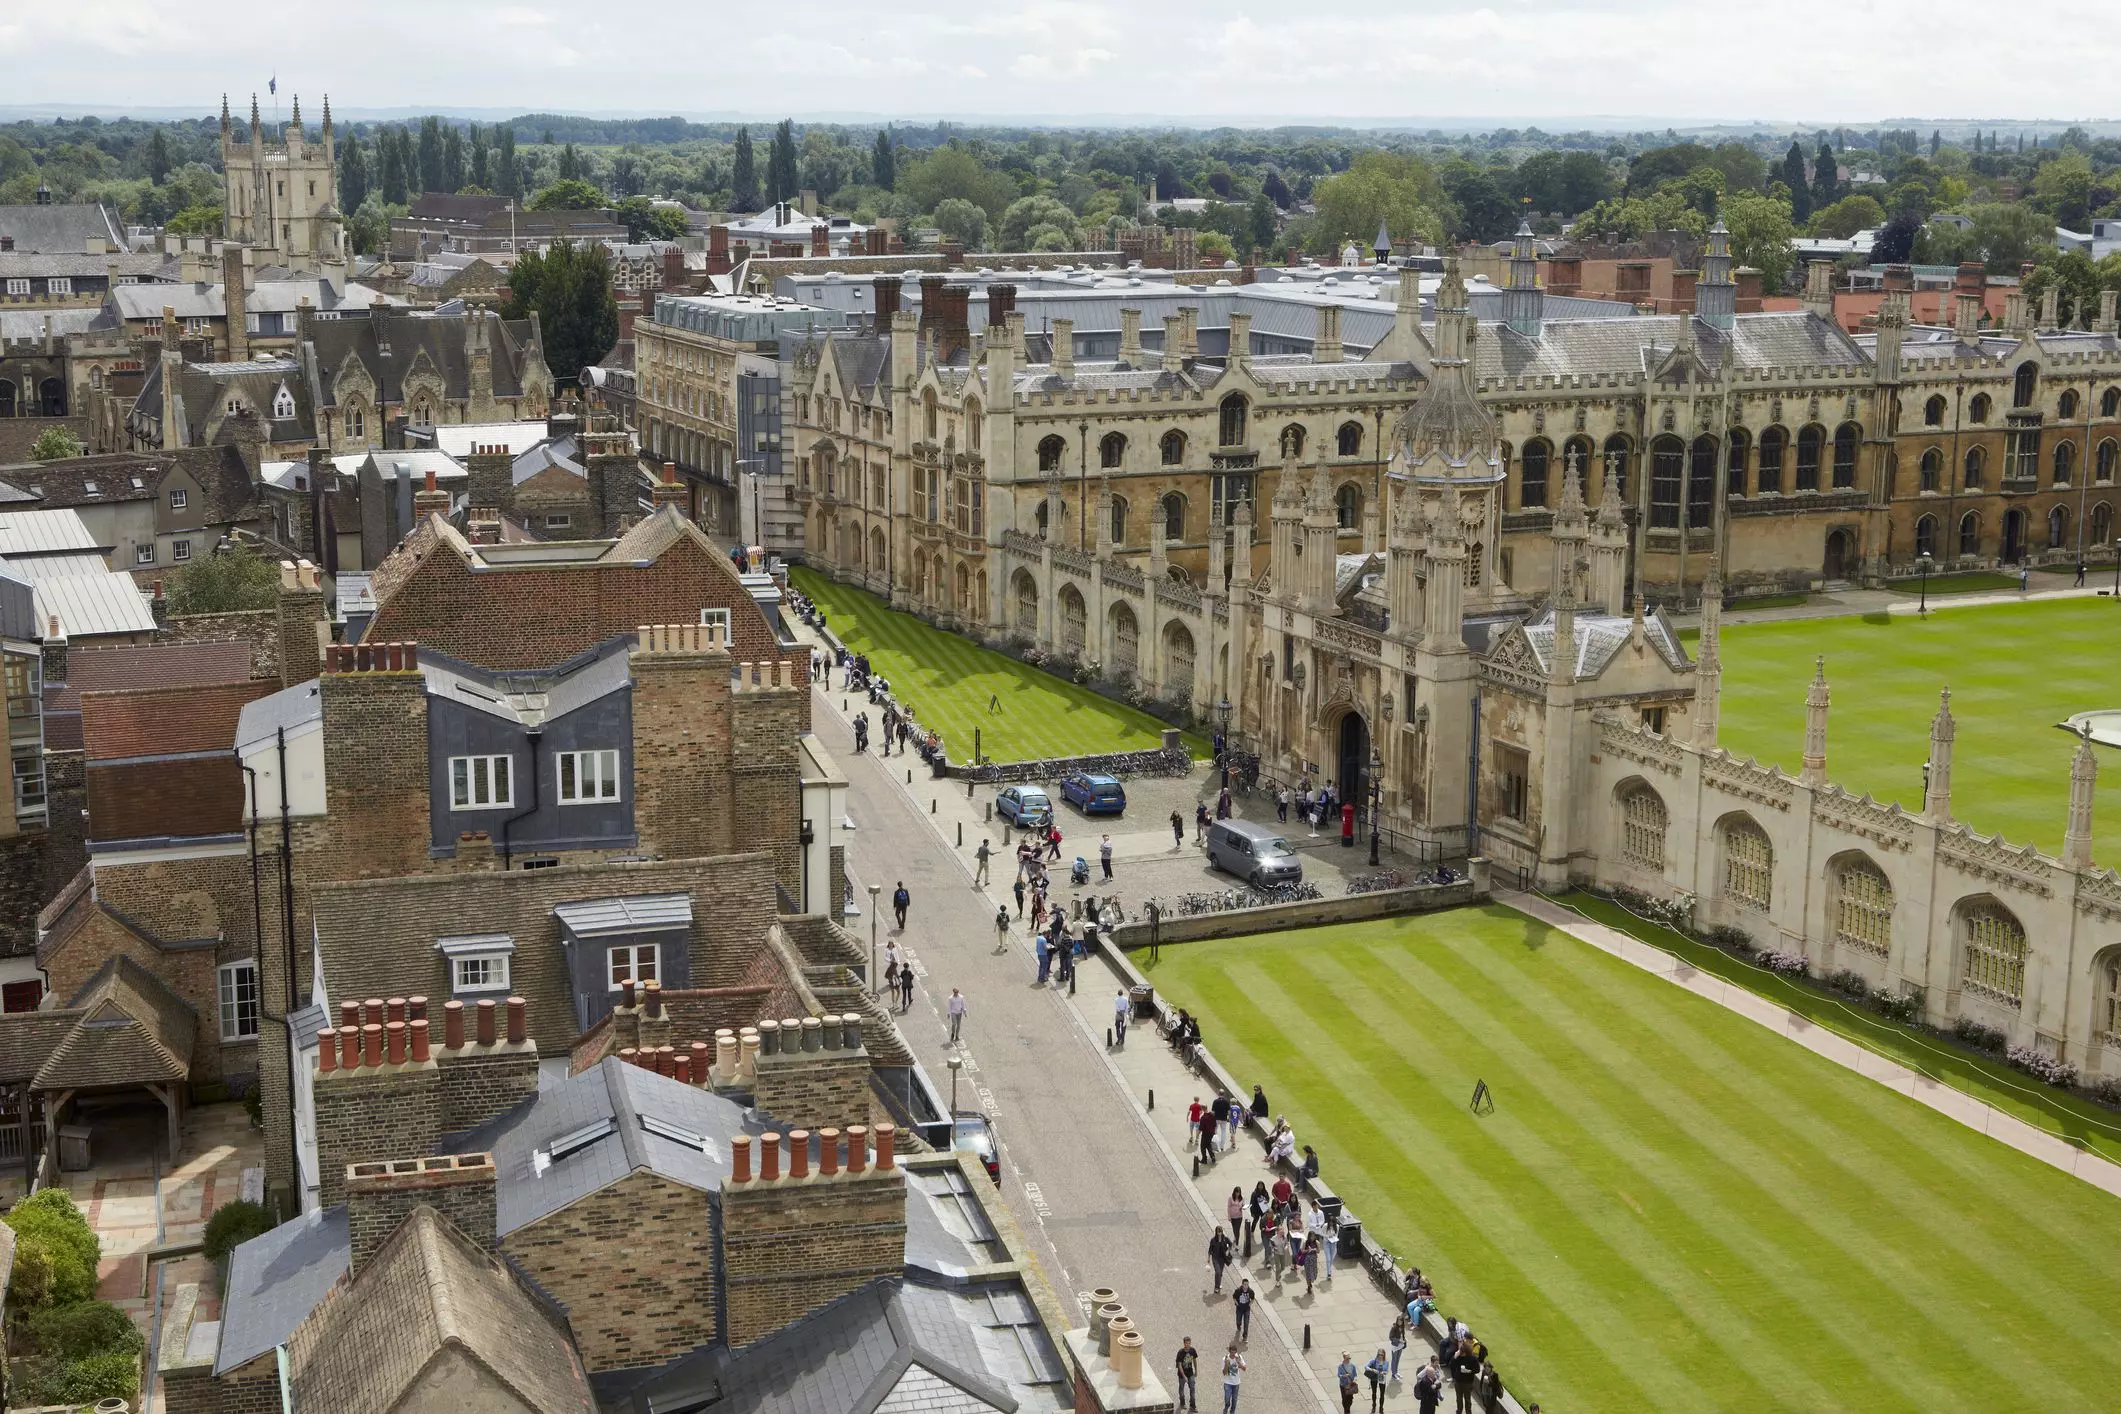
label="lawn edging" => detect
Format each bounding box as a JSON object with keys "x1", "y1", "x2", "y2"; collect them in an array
[
  {"x1": 1110, "y1": 878, "x2": 1484, "y2": 949},
  {"x1": 1509, "y1": 889, "x2": 2121, "y2": 1199}
]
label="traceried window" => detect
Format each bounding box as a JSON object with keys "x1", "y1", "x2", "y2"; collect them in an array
[
  {"x1": 2099, "y1": 439, "x2": 2119, "y2": 482},
  {"x1": 1959, "y1": 510, "x2": 1980, "y2": 556},
  {"x1": 1336, "y1": 421, "x2": 1363, "y2": 457},
  {"x1": 1161, "y1": 492, "x2": 1185, "y2": 542},
  {"x1": 1963, "y1": 446, "x2": 1985, "y2": 489},
  {"x1": 1218, "y1": 393, "x2": 1248, "y2": 447},
  {"x1": 1621, "y1": 787, "x2": 1667, "y2": 871},
  {"x1": 1756, "y1": 426, "x2": 1785, "y2": 494},
  {"x1": 1969, "y1": 392, "x2": 1991, "y2": 423},
  {"x1": 1723, "y1": 818, "x2": 1772, "y2": 910},
  {"x1": 1960, "y1": 902, "x2": 2028, "y2": 1006},
  {"x1": 1037, "y1": 434, "x2": 1066, "y2": 472},
  {"x1": 1648, "y1": 436, "x2": 1683, "y2": 527},
  {"x1": 1160, "y1": 430, "x2": 1186, "y2": 466},
  {"x1": 1923, "y1": 394, "x2": 1946, "y2": 426},
  {"x1": 1795, "y1": 424, "x2": 1824, "y2": 491},
  {"x1": 1603, "y1": 434, "x2": 1631, "y2": 501},
  {"x1": 1335, "y1": 483, "x2": 1361, "y2": 530},
  {"x1": 1920, "y1": 447, "x2": 1942, "y2": 492},
  {"x1": 1109, "y1": 495, "x2": 1128, "y2": 546},
  {"x1": 2104, "y1": 387, "x2": 2121, "y2": 418},
  {"x1": 1519, "y1": 438, "x2": 1549, "y2": 509},
  {"x1": 2099, "y1": 954, "x2": 2121, "y2": 1045},
  {"x1": 1834, "y1": 858, "x2": 1894, "y2": 956},
  {"x1": 1832, "y1": 422, "x2": 1860, "y2": 489},
  {"x1": 2012, "y1": 360, "x2": 2038, "y2": 409},
  {"x1": 1915, "y1": 514, "x2": 1938, "y2": 558},
  {"x1": 557, "y1": 749, "x2": 621, "y2": 803},
  {"x1": 1100, "y1": 432, "x2": 1126, "y2": 469}
]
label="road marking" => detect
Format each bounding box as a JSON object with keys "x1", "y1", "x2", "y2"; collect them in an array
[{"x1": 1025, "y1": 1182, "x2": 1054, "y2": 1221}]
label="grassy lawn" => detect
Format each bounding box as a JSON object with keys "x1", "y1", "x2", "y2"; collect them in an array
[
  {"x1": 1146, "y1": 908, "x2": 2121, "y2": 1413},
  {"x1": 1717, "y1": 598, "x2": 2121, "y2": 859},
  {"x1": 791, "y1": 567, "x2": 1205, "y2": 762}
]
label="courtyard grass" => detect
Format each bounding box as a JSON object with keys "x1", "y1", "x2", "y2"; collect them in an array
[
  {"x1": 1146, "y1": 908, "x2": 2121, "y2": 1414},
  {"x1": 1715, "y1": 597, "x2": 2121, "y2": 859},
  {"x1": 791, "y1": 567, "x2": 1205, "y2": 763}
]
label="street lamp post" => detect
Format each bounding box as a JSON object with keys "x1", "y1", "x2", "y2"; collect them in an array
[
  {"x1": 947, "y1": 1055, "x2": 963, "y2": 1114},
  {"x1": 867, "y1": 883, "x2": 881, "y2": 992},
  {"x1": 1367, "y1": 747, "x2": 1383, "y2": 867},
  {"x1": 1215, "y1": 698, "x2": 1233, "y2": 789},
  {"x1": 2112, "y1": 538, "x2": 2121, "y2": 599},
  {"x1": 1916, "y1": 551, "x2": 1935, "y2": 615}
]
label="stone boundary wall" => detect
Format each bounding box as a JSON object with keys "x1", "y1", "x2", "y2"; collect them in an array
[
  {"x1": 944, "y1": 745, "x2": 1192, "y2": 784},
  {"x1": 1110, "y1": 878, "x2": 1485, "y2": 948}
]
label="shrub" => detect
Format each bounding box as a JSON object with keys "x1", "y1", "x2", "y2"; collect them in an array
[
  {"x1": 14, "y1": 1345, "x2": 142, "y2": 1405},
  {"x1": 1706, "y1": 925, "x2": 1755, "y2": 954},
  {"x1": 5, "y1": 1189, "x2": 100, "y2": 1309},
  {"x1": 1949, "y1": 1017, "x2": 2008, "y2": 1055},
  {"x1": 203, "y1": 1199, "x2": 276, "y2": 1265},
  {"x1": 2006, "y1": 1044, "x2": 2078, "y2": 1088},
  {"x1": 2089, "y1": 1075, "x2": 2121, "y2": 1107},
  {"x1": 1824, "y1": 969, "x2": 1871, "y2": 1001},
  {"x1": 1873, "y1": 989, "x2": 1925, "y2": 1025},
  {"x1": 1756, "y1": 950, "x2": 1809, "y2": 976},
  {"x1": 26, "y1": 1299, "x2": 142, "y2": 1360}
]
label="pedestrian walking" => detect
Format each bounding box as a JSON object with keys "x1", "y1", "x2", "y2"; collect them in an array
[
  {"x1": 1012, "y1": 875, "x2": 1026, "y2": 916},
  {"x1": 1100, "y1": 834, "x2": 1114, "y2": 880},
  {"x1": 1045, "y1": 824, "x2": 1062, "y2": 861},
  {"x1": 1336, "y1": 1353, "x2": 1359, "y2": 1414},
  {"x1": 1226, "y1": 1186, "x2": 1244, "y2": 1246},
  {"x1": 2077, "y1": 561, "x2": 2089, "y2": 587},
  {"x1": 1194, "y1": 802, "x2": 1211, "y2": 843},
  {"x1": 1245, "y1": 1181, "x2": 1269, "y2": 1258},
  {"x1": 1030, "y1": 892, "x2": 1047, "y2": 935},
  {"x1": 1230, "y1": 1283, "x2": 1254, "y2": 1343},
  {"x1": 1174, "y1": 1338, "x2": 1200, "y2": 1414},
  {"x1": 1276, "y1": 786, "x2": 1290, "y2": 823},
  {"x1": 1198, "y1": 1103, "x2": 1216, "y2": 1165},
  {"x1": 1220, "y1": 1345, "x2": 1246, "y2": 1413},
  {"x1": 946, "y1": 988, "x2": 967, "y2": 1044},
  {"x1": 1413, "y1": 1357, "x2": 1445, "y2": 1414},
  {"x1": 1364, "y1": 1348, "x2": 1390, "y2": 1413},
  {"x1": 1206, "y1": 1093, "x2": 1228, "y2": 1154},
  {"x1": 1113, "y1": 987, "x2": 1129, "y2": 1046},
  {"x1": 1208, "y1": 1227, "x2": 1233, "y2": 1294},
  {"x1": 892, "y1": 881, "x2": 910, "y2": 930},
  {"x1": 2020, "y1": 562, "x2": 2032, "y2": 592},
  {"x1": 1260, "y1": 1215, "x2": 1281, "y2": 1279},
  {"x1": 898, "y1": 964, "x2": 915, "y2": 1012},
  {"x1": 1388, "y1": 1316, "x2": 1409, "y2": 1383},
  {"x1": 1300, "y1": 1232, "x2": 1320, "y2": 1296},
  {"x1": 1320, "y1": 1201, "x2": 1338, "y2": 1282},
  {"x1": 1035, "y1": 933, "x2": 1052, "y2": 985},
  {"x1": 1221, "y1": 1090, "x2": 1239, "y2": 1150},
  {"x1": 993, "y1": 907, "x2": 1012, "y2": 955},
  {"x1": 883, "y1": 957, "x2": 900, "y2": 1001},
  {"x1": 974, "y1": 837, "x2": 992, "y2": 886},
  {"x1": 1216, "y1": 786, "x2": 1232, "y2": 819}
]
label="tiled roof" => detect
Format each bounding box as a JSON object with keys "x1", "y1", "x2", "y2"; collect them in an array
[
  {"x1": 0, "y1": 202, "x2": 123, "y2": 254},
  {"x1": 81, "y1": 679, "x2": 279, "y2": 761},
  {"x1": 42, "y1": 641, "x2": 255, "y2": 748},
  {"x1": 0, "y1": 1009, "x2": 80, "y2": 1085},
  {"x1": 307, "y1": 309, "x2": 545, "y2": 409},
  {"x1": 288, "y1": 1205, "x2": 595, "y2": 1414},
  {"x1": 216, "y1": 1205, "x2": 349, "y2": 1374},
  {"x1": 32, "y1": 954, "x2": 197, "y2": 1090}
]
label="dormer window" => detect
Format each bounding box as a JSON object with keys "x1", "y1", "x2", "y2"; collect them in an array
[
  {"x1": 436, "y1": 933, "x2": 515, "y2": 995},
  {"x1": 272, "y1": 383, "x2": 295, "y2": 419}
]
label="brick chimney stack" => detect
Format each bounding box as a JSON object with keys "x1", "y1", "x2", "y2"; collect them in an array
[
  {"x1": 413, "y1": 468, "x2": 451, "y2": 520},
  {"x1": 651, "y1": 461, "x2": 688, "y2": 513},
  {"x1": 810, "y1": 223, "x2": 829, "y2": 258},
  {"x1": 872, "y1": 273, "x2": 901, "y2": 331},
  {"x1": 345, "y1": 1154, "x2": 498, "y2": 1273},
  {"x1": 276, "y1": 559, "x2": 326, "y2": 689}
]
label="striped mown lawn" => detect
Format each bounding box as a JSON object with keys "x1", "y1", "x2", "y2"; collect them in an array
[
  {"x1": 1146, "y1": 907, "x2": 2121, "y2": 1413},
  {"x1": 792, "y1": 567, "x2": 1205, "y2": 763}
]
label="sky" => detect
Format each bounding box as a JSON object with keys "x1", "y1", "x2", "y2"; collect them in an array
[{"x1": 5, "y1": 0, "x2": 2118, "y2": 127}]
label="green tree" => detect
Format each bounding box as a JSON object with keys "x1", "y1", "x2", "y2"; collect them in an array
[
  {"x1": 165, "y1": 203, "x2": 222, "y2": 236},
  {"x1": 872, "y1": 129, "x2": 896, "y2": 190},
  {"x1": 339, "y1": 132, "x2": 368, "y2": 215},
  {"x1": 469, "y1": 124, "x2": 490, "y2": 190},
  {"x1": 1927, "y1": 202, "x2": 2059, "y2": 274},
  {"x1": 1626, "y1": 143, "x2": 1710, "y2": 195},
  {"x1": 1247, "y1": 192, "x2": 1277, "y2": 253},
  {"x1": 6, "y1": 1190, "x2": 100, "y2": 1309},
  {"x1": 166, "y1": 542, "x2": 280, "y2": 615},
  {"x1": 556, "y1": 142, "x2": 582, "y2": 182},
  {"x1": 898, "y1": 145, "x2": 1017, "y2": 222},
  {"x1": 202, "y1": 1199, "x2": 275, "y2": 1265},
  {"x1": 28, "y1": 427, "x2": 82, "y2": 460},
  {"x1": 1781, "y1": 141, "x2": 1812, "y2": 224},
  {"x1": 530, "y1": 178, "x2": 606, "y2": 211},
  {"x1": 1196, "y1": 230, "x2": 1235, "y2": 264},
  {"x1": 1708, "y1": 142, "x2": 1768, "y2": 194},
  {"x1": 731, "y1": 127, "x2": 758, "y2": 211},
  {"x1": 768, "y1": 119, "x2": 799, "y2": 203},
  {"x1": 2034, "y1": 150, "x2": 2096, "y2": 231},
  {"x1": 443, "y1": 125, "x2": 465, "y2": 192},
  {"x1": 1441, "y1": 160, "x2": 1515, "y2": 242},
  {"x1": 146, "y1": 127, "x2": 170, "y2": 185},
  {"x1": 615, "y1": 195, "x2": 689, "y2": 242},
  {"x1": 930, "y1": 197, "x2": 988, "y2": 250},
  {"x1": 496, "y1": 126, "x2": 518, "y2": 198},
  {"x1": 1721, "y1": 190, "x2": 1797, "y2": 289},
  {"x1": 417, "y1": 116, "x2": 444, "y2": 194},
  {"x1": 1810, "y1": 141, "x2": 1839, "y2": 213},
  {"x1": 503, "y1": 240, "x2": 618, "y2": 386},
  {"x1": 1810, "y1": 193, "x2": 1885, "y2": 238},
  {"x1": 380, "y1": 128, "x2": 408, "y2": 205},
  {"x1": 346, "y1": 196, "x2": 401, "y2": 256},
  {"x1": 999, "y1": 194, "x2": 1079, "y2": 250},
  {"x1": 1309, "y1": 150, "x2": 1450, "y2": 254}
]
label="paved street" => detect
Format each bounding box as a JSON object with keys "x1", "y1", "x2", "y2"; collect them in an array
[{"x1": 819, "y1": 688, "x2": 1332, "y2": 1412}]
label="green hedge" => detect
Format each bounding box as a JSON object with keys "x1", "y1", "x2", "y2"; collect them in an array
[
  {"x1": 4, "y1": 1189, "x2": 100, "y2": 1309},
  {"x1": 12, "y1": 1298, "x2": 144, "y2": 1406}
]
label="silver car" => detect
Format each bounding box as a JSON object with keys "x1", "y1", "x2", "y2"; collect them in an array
[{"x1": 1206, "y1": 819, "x2": 1303, "y2": 887}]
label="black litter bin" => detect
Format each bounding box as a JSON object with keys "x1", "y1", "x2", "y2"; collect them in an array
[
  {"x1": 1129, "y1": 983, "x2": 1155, "y2": 1019},
  {"x1": 1337, "y1": 1213, "x2": 1363, "y2": 1260},
  {"x1": 931, "y1": 753, "x2": 950, "y2": 778}
]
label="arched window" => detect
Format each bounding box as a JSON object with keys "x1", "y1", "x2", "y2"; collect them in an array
[
  {"x1": 1037, "y1": 434, "x2": 1066, "y2": 473},
  {"x1": 1100, "y1": 432, "x2": 1125, "y2": 469},
  {"x1": 923, "y1": 389, "x2": 938, "y2": 439},
  {"x1": 88, "y1": 366, "x2": 103, "y2": 390},
  {"x1": 1725, "y1": 429, "x2": 1750, "y2": 497},
  {"x1": 1279, "y1": 424, "x2": 1306, "y2": 460},
  {"x1": 2095, "y1": 502, "x2": 2115, "y2": 545},
  {"x1": 1722, "y1": 817, "x2": 1773, "y2": 911},
  {"x1": 1919, "y1": 447, "x2": 1942, "y2": 492},
  {"x1": 1969, "y1": 392, "x2": 1991, "y2": 423},
  {"x1": 2053, "y1": 439, "x2": 2075, "y2": 484},
  {"x1": 1963, "y1": 445, "x2": 1985, "y2": 489},
  {"x1": 1648, "y1": 436, "x2": 1683, "y2": 528},
  {"x1": 1110, "y1": 602, "x2": 1139, "y2": 674},
  {"x1": 1914, "y1": 513, "x2": 1938, "y2": 558},
  {"x1": 1034, "y1": 501, "x2": 1049, "y2": 538},
  {"x1": 1161, "y1": 492, "x2": 1185, "y2": 541},
  {"x1": 1160, "y1": 430, "x2": 1186, "y2": 466},
  {"x1": 1335, "y1": 483, "x2": 1361, "y2": 530},
  {"x1": 1960, "y1": 900, "x2": 2028, "y2": 1006},
  {"x1": 2104, "y1": 387, "x2": 2121, "y2": 418},
  {"x1": 1834, "y1": 857, "x2": 1894, "y2": 956},
  {"x1": 2012, "y1": 360, "x2": 2039, "y2": 409},
  {"x1": 1756, "y1": 425, "x2": 1785, "y2": 495},
  {"x1": 2049, "y1": 504, "x2": 2069, "y2": 548},
  {"x1": 1336, "y1": 421, "x2": 1363, "y2": 457},
  {"x1": 1519, "y1": 438, "x2": 1550, "y2": 509},
  {"x1": 1060, "y1": 585, "x2": 1086, "y2": 655},
  {"x1": 2059, "y1": 389, "x2": 2080, "y2": 420},
  {"x1": 1109, "y1": 495, "x2": 1128, "y2": 546},
  {"x1": 1621, "y1": 786, "x2": 1667, "y2": 871},
  {"x1": 965, "y1": 398, "x2": 982, "y2": 450},
  {"x1": 1923, "y1": 394, "x2": 1947, "y2": 426},
  {"x1": 1218, "y1": 393, "x2": 1248, "y2": 447},
  {"x1": 1795, "y1": 424, "x2": 1824, "y2": 491},
  {"x1": 1958, "y1": 510, "x2": 1980, "y2": 556},
  {"x1": 2100, "y1": 440, "x2": 2119, "y2": 483},
  {"x1": 1014, "y1": 570, "x2": 1038, "y2": 631},
  {"x1": 1602, "y1": 434, "x2": 1631, "y2": 501},
  {"x1": 1832, "y1": 422, "x2": 1860, "y2": 489},
  {"x1": 1688, "y1": 435, "x2": 1716, "y2": 527}
]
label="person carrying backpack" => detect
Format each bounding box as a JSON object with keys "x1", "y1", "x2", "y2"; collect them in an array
[{"x1": 892, "y1": 881, "x2": 910, "y2": 930}]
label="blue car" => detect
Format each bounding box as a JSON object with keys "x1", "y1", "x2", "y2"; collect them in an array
[
  {"x1": 1060, "y1": 772, "x2": 1127, "y2": 816},
  {"x1": 996, "y1": 785, "x2": 1053, "y2": 829}
]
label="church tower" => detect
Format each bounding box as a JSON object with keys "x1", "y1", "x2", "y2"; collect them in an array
[{"x1": 220, "y1": 89, "x2": 345, "y2": 272}]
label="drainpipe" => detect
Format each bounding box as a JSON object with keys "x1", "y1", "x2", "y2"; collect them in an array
[
  {"x1": 498, "y1": 730, "x2": 543, "y2": 869},
  {"x1": 275, "y1": 727, "x2": 301, "y2": 1206}
]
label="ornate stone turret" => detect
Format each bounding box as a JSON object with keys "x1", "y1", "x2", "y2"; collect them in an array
[
  {"x1": 1423, "y1": 488, "x2": 1466, "y2": 649},
  {"x1": 1386, "y1": 487, "x2": 1422, "y2": 635},
  {"x1": 1801, "y1": 656, "x2": 1830, "y2": 784},
  {"x1": 1302, "y1": 457, "x2": 1339, "y2": 612},
  {"x1": 1502, "y1": 215, "x2": 1543, "y2": 339},
  {"x1": 1269, "y1": 462, "x2": 1302, "y2": 597},
  {"x1": 1696, "y1": 217, "x2": 1735, "y2": 331},
  {"x1": 1589, "y1": 462, "x2": 1629, "y2": 614},
  {"x1": 1924, "y1": 687, "x2": 1955, "y2": 821},
  {"x1": 2064, "y1": 727, "x2": 2098, "y2": 870},
  {"x1": 1394, "y1": 262, "x2": 1498, "y2": 480},
  {"x1": 1692, "y1": 554, "x2": 1722, "y2": 747}
]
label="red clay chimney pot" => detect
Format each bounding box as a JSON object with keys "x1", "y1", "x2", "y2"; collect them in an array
[
  {"x1": 731, "y1": 1134, "x2": 752, "y2": 1182},
  {"x1": 506, "y1": 996, "x2": 527, "y2": 1045},
  {"x1": 385, "y1": 1019, "x2": 406, "y2": 1065},
  {"x1": 818, "y1": 1126, "x2": 840, "y2": 1176},
  {"x1": 788, "y1": 1129, "x2": 810, "y2": 1178},
  {"x1": 361, "y1": 1022, "x2": 383, "y2": 1068},
  {"x1": 875, "y1": 1122, "x2": 896, "y2": 1171},
  {"x1": 409, "y1": 1018, "x2": 431, "y2": 1062},
  {"x1": 846, "y1": 1124, "x2": 868, "y2": 1173},
  {"x1": 760, "y1": 1132, "x2": 782, "y2": 1181},
  {"x1": 443, "y1": 1000, "x2": 465, "y2": 1049},
  {"x1": 476, "y1": 999, "x2": 497, "y2": 1046},
  {"x1": 317, "y1": 1027, "x2": 338, "y2": 1072}
]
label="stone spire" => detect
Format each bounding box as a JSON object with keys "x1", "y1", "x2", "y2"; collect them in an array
[
  {"x1": 220, "y1": 94, "x2": 232, "y2": 139},
  {"x1": 1924, "y1": 687, "x2": 1955, "y2": 821},
  {"x1": 1801, "y1": 656, "x2": 1830, "y2": 784},
  {"x1": 2064, "y1": 726, "x2": 2098, "y2": 869},
  {"x1": 1393, "y1": 261, "x2": 1497, "y2": 476},
  {"x1": 1550, "y1": 443, "x2": 1588, "y2": 608},
  {"x1": 1692, "y1": 554, "x2": 1722, "y2": 747},
  {"x1": 1503, "y1": 214, "x2": 1543, "y2": 338},
  {"x1": 291, "y1": 94, "x2": 302, "y2": 129},
  {"x1": 1697, "y1": 216, "x2": 1735, "y2": 331},
  {"x1": 250, "y1": 93, "x2": 262, "y2": 137},
  {"x1": 322, "y1": 95, "x2": 332, "y2": 133}
]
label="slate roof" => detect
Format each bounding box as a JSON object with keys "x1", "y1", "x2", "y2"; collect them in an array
[
  {"x1": 1472, "y1": 311, "x2": 1869, "y2": 382},
  {"x1": 41, "y1": 640, "x2": 255, "y2": 752},
  {"x1": 0, "y1": 202, "x2": 124, "y2": 254},
  {"x1": 0, "y1": 251, "x2": 172, "y2": 281},
  {"x1": 31, "y1": 954, "x2": 197, "y2": 1090},
  {"x1": 82, "y1": 679, "x2": 278, "y2": 760},
  {"x1": 288, "y1": 1205, "x2": 595, "y2": 1414},
  {"x1": 306, "y1": 309, "x2": 544, "y2": 410},
  {"x1": 0, "y1": 456, "x2": 155, "y2": 506},
  {"x1": 215, "y1": 1204, "x2": 350, "y2": 1374},
  {"x1": 0, "y1": 307, "x2": 105, "y2": 343}
]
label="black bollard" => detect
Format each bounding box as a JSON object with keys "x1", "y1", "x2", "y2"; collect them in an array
[
  {"x1": 1192, "y1": 1154, "x2": 1200, "y2": 1178},
  {"x1": 1147, "y1": 1089, "x2": 1154, "y2": 1111},
  {"x1": 906, "y1": 769, "x2": 912, "y2": 785},
  {"x1": 1303, "y1": 1323, "x2": 1311, "y2": 1351},
  {"x1": 956, "y1": 821, "x2": 963, "y2": 846},
  {"x1": 931, "y1": 798, "x2": 937, "y2": 815}
]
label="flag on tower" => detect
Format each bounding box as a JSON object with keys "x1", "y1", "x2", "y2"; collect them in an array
[{"x1": 268, "y1": 76, "x2": 277, "y2": 95}]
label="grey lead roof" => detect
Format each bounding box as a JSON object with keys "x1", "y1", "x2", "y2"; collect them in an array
[
  {"x1": 1473, "y1": 311, "x2": 1868, "y2": 382},
  {"x1": 1517, "y1": 606, "x2": 1690, "y2": 677},
  {"x1": 418, "y1": 646, "x2": 632, "y2": 728},
  {"x1": 215, "y1": 1203, "x2": 350, "y2": 1373},
  {"x1": 553, "y1": 893, "x2": 694, "y2": 937},
  {"x1": 235, "y1": 681, "x2": 323, "y2": 752},
  {"x1": 448, "y1": 1056, "x2": 747, "y2": 1235}
]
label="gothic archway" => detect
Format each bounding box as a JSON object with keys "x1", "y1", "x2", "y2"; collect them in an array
[{"x1": 1335, "y1": 709, "x2": 1370, "y2": 813}]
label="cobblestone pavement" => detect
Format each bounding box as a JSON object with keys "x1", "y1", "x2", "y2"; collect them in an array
[{"x1": 821, "y1": 688, "x2": 1333, "y2": 1412}]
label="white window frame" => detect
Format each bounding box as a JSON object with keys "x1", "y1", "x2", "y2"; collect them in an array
[
  {"x1": 557, "y1": 748, "x2": 621, "y2": 804},
  {"x1": 134, "y1": 543, "x2": 155, "y2": 565},
  {"x1": 170, "y1": 487, "x2": 188, "y2": 510},
  {"x1": 699, "y1": 607, "x2": 731, "y2": 635},
  {"x1": 545, "y1": 513, "x2": 572, "y2": 530},
  {"x1": 450, "y1": 754, "x2": 514, "y2": 810},
  {"x1": 218, "y1": 960, "x2": 260, "y2": 1042},
  {"x1": 607, "y1": 943, "x2": 660, "y2": 991},
  {"x1": 172, "y1": 539, "x2": 191, "y2": 562},
  {"x1": 46, "y1": 277, "x2": 70, "y2": 296},
  {"x1": 272, "y1": 384, "x2": 295, "y2": 419},
  {"x1": 4, "y1": 279, "x2": 28, "y2": 296}
]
